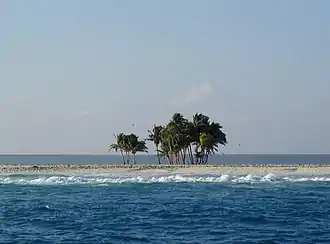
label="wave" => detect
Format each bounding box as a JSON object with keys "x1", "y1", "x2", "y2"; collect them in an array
[{"x1": 1, "y1": 173, "x2": 330, "y2": 185}]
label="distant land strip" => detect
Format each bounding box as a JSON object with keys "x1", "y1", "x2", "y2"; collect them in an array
[
  {"x1": 0, "y1": 164, "x2": 329, "y2": 175},
  {"x1": 0, "y1": 164, "x2": 329, "y2": 170}
]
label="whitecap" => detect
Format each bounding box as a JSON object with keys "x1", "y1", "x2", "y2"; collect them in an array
[
  {"x1": 1, "y1": 173, "x2": 330, "y2": 185},
  {"x1": 261, "y1": 173, "x2": 277, "y2": 182},
  {"x1": 232, "y1": 174, "x2": 258, "y2": 183}
]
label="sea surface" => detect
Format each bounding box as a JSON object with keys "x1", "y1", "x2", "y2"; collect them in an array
[
  {"x1": 1, "y1": 155, "x2": 330, "y2": 243},
  {"x1": 0, "y1": 154, "x2": 330, "y2": 165}
]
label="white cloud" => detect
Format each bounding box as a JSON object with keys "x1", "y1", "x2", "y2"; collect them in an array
[
  {"x1": 81, "y1": 110, "x2": 90, "y2": 116},
  {"x1": 180, "y1": 83, "x2": 213, "y2": 106}
]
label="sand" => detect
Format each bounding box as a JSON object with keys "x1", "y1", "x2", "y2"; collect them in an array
[{"x1": 0, "y1": 164, "x2": 330, "y2": 175}]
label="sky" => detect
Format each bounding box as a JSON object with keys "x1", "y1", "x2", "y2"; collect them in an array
[{"x1": 0, "y1": 0, "x2": 330, "y2": 154}]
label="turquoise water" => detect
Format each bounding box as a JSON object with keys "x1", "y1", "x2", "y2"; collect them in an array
[{"x1": 1, "y1": 172, "x2": 330, "y2": 243}]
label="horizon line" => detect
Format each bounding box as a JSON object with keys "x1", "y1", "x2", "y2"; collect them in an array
[{"x1": 0, "y1": 153, "x2": 329, "y2": 156}]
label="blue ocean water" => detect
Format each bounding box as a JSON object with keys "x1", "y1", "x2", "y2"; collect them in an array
[
  {"x1": 1, "y1": 155, "x2": 330, "y2": 243},
  {"x1": 1, "y1": 172, "x2": 330, "y2": 243},
  {"x1": 0, "y1": 154, "x2": 330, "y2": 165}
]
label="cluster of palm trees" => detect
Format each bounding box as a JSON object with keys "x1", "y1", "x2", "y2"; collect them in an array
[
  {"x1": 108, "y1": 133, "x2": 148, "y2": 164},
  {"x1": 109, "y1": 112, "x2": 227, "y2": 165}
]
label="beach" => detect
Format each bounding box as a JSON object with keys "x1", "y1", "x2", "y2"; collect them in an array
[{"x1": 1, "y1": 164, "x2": 330, "y2": 175}]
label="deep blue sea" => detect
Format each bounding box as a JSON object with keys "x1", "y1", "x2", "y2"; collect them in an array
[{"x1": 1, "y1": 154, "x2": 330, "y2": 243}]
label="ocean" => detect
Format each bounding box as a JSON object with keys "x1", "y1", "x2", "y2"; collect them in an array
[
  {"x1": 1, "y1": 154, "x2": 330, "y2": 243},
  {"x1": 0, "y1": 154, "x2": 330, "y2": 165}
]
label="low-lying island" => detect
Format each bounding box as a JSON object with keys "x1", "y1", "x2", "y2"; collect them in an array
[{"x1": 0, "y1": 164, "x2": 329, "y2": 175}]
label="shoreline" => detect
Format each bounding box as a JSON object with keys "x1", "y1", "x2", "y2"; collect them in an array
[{"x1": 0, "y1": 164, "x2": 330, "y2": 175}]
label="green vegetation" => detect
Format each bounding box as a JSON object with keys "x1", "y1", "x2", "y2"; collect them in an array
[
  {"x1": 109, "y1": 133, "x2": 148, "y2": 164},
  {"x1": 109, "y1": 113, "x2": 227, "y2": 165}
]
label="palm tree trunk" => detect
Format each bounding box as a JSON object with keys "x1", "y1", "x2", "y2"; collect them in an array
[
  {"x1": 201, "y1": 149, "x2": 205, "y2": 164},
  {"x1": 183, "y1": 148, "x2": 187, "y2": 165},
  {"x1": 195, "y1": 147, "x2": 200, "y2": 165},
  {"x1": 166, "y1": 154, "x2": 171, "y2": 164},
  {"x1": 170, "y1": 154, "x2": 174, "y2": 165},
  {"x1": 202, "y1": 149, "x2": 208, "y2": 164},
  {"x1": 180, "y1": 149, "x2": 186, "y2": 165},
  {"x1": 125, "y1": 151, "x2": 129, "y2": 165},
  {"x1": 156, "y1": 145, "x2": 161, "y2": 164},
  {"x1": 205, "y1": 154, "x2": 209, "y2": 164},
  {"x1": 188, "y1": 145, "x2": 194, "y2": 165},
  {"x1": 133, "y1": 153, "x2": 136, "y2": 164},
  {"x1": 120, "y1": 150, "x2": 125, "y2": 164}
]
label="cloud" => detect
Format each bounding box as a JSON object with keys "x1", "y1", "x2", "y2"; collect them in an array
[
  {"x1": 81, "y1": 110, "x2": 90, "y2": 116},
  {"x1": 181, "y1": 83, "x2": 213, "y2": 106}
]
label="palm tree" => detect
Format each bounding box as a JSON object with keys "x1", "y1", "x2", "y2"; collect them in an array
[
  {"x1": 191, "y1": 113, "x2": 210, "y2": 164},
  {"x1": 109, "y1": 133, "x2": 148, "y2": 165},
  {"x1": 158, "y1": 125, "x2": 174, "y2": 164},
  {"x1": 192, "y1": 113, "x2": 210, "y2": 134},
  {"x1": 147, "y1": 124, "x2": 164, "y2": 164},
  {"x1": 108, "y1": 133, "x2": 126, "y2": 164},
  {"x1": 171, "y1": 113, "x2": 189, "y2": 164},
  {"x1": 185, "y1": 121, "x2": 197, "y2": 164},
  {"x1": 196, "y1": 120, "x2": 227, "y2": 164},
  {"x1": 131, "y1": 140, "x2": 148, "y2": 164},
  {"x1": 209, "y1": 122, "x2": 227, "y2": 146},
  {"x1": 126, "y1": 133, "x2": 148, "y2": 164}
]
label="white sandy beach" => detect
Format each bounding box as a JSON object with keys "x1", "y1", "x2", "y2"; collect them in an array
[{"x1": 0, "y1": 164, "x2": 330, "y2": 175}]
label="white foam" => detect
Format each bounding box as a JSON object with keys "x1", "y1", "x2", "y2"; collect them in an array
[
  {"x1": 1, "y1": 173, "x2": 330, "y2": 185},
  {"x1": 284, "y1": 176, "x2": 330, "y2": 182},
  {"x1": 261, "y1": 173, "x2": 278, "y2": 182}
]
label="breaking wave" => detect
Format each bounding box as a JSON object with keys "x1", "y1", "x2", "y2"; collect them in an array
[{"x1": 1, "y1": 173, "x2": 330, "y2": 185}]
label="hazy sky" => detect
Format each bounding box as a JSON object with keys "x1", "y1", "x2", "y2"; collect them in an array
[{"x1": 1, "y1": 0, "x2": 330, "y2": 154}]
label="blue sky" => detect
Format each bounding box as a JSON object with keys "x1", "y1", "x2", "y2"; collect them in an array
[{"x1": 0, "y1": 0, "x2": 330, "y2": 154}]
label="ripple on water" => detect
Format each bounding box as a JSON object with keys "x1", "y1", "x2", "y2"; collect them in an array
[{"x1": 0, "y1": 175, "x2": 330, "y2": 243}]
